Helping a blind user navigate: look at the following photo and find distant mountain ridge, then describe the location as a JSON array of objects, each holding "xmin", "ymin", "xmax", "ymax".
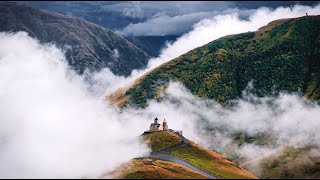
[
  {"xmin": 0, "ymin": 1, "xmax": 150, "ymax": 76},
  {"xmin": 16, "ymin": 1, "xmax": 319, "ymax": 59},
  {"xmin": 107, "ymin": 15, "xmax": 320, "ymax": 107}
]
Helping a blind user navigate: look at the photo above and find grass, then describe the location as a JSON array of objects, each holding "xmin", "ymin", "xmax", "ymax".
[
  {"xmin": 107, "ymin": 158, "xmax": 207, "ymax": 179},
  {"xmin": 142, "ymin": 131, "xmax": 182, "ymax": 152},
  {"xmin": 241, "ymin": 145, "xmax": 320, "ymax": 179},
  {"xmin": 106, "ymin": 131, "xmax": 257, "ymax": 179},
  {"xmin": 107, "ymin": 15, "xmax": 320, "ymax": 108},
  {"xmin": 170, "ymin": 141, "xmax": 257, "ymax": 179}
]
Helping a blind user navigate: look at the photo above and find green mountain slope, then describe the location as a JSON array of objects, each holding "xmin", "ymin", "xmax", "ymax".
[{"xmin": 108, "ymin": 15, "xmax": 320, "ymax": 108}]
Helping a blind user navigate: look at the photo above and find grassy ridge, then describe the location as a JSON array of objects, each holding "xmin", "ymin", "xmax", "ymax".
[
  {"xmin": 171, "ymin": 141, "xmax": 258, "ymax": 179},
  {"xmin": 112, "ymin": 16, "xmax": 320, "ymax": 108},
  {"xmin": 107, "ymin": 131, "xmax": 257, "ymax": 179},
  {"xmin": 142, "ymin": 131, "xmax": 182, "ymax": 151},
  {"xmin": 106, "ymin": 158, "xmax": 207, "ymax": 179}
]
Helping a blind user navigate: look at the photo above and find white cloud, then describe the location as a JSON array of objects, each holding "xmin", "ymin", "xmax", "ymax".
[
  {"xmin": 119, "ymin": 7, "xmax": 257, "ymax": 37},
  {"xmin": 0, "ymin": 32, "xmax": 150, "ymax": 178},
  {"xmin": 1, "ymin": 3, "xmax": 320, "ymax": 178},
  {"xmin": 119, "ymin": 3, "xmax": 319, "ymax": 37},
  {"xmin": 104, "ymin": 1, "xmax": 234, "ymax": 20},
  {"xmin": 122, "ymin": 1, "xmax": 144, "ymax": 19},
  {"xmin": 120, "ymin": 11, "xmax": 220, "ymax": 36},
  {"xmin": 112, "ymin": 48, "xmax": 119, "ymax": 59},
  {"xmin": 140, "ymin": 82, "xmax": 320, "ymax": 170}
]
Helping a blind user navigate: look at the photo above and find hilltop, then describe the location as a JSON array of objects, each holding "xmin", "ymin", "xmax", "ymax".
[
  {"xmin": 104, "ymin": 130, "xmax": 257, "ymax": 179},
  {"xmin": 107, "ymin": 15, "xmax": 320, "ymax": 107}
]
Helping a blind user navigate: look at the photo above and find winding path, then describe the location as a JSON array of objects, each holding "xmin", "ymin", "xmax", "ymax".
[{"xmin": 144, "ymin": 130, "xmax": 218, "ymax": 179}]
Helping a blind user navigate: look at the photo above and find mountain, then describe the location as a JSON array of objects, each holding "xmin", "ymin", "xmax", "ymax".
[
  {"xmin": 104, "ymin": 130, "xmax": 257, "ymax": 179},
  {"xmin": 0, "ymin": 2, "xmax": 150, "ymax": 76},
  {"xmin": 125, "ymin": 35, "xmax": 179, "ymax": 57},
  {"xmin": 16, "ymin": 1, "xmax": 146, "ymax": 31},
  {"xmin": 18, "ymin": 2, "xmax": 319, "ymax": 60},
  {"xmin": 107, "ymin": 15, "xmax": 320, "ymax": 108},
  {"xmin": 18, "ymin": 1, "xmax": 319, "ymax": 33}
]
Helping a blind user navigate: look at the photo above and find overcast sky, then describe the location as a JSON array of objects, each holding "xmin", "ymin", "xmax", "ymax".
[{"xmin": 20, "ymin": 1, "xmax": 320, "ymax": 36}]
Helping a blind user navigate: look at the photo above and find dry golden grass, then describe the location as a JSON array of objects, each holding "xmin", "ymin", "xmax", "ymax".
[
  {"xmin": 155, "ymin": 85, "xmax": 169, "ymax": 100},
  {"xmin": 143, "ymin": 131, "xmax": 182, "ymax": 152},
  {"xmin": 106, "ymin": 67, "xmax": 159, "ymax": 107},
  {"xmin": 246, "ymin": 17, "xmax": 295, "ymax": 51},
  {"xmin": 171, "ymin": 140, "xmax": 258, "ymax": 179},
  {"xmin": 106, "ymin": 86, "xmax": 131, "ymax": 107},
  {"xmin": 257, "ymin": 18, "xmax": 294, "ymax": 32},
  {"xmin": 104, "ymin": 158, "xmax": 207, "ymax": 179},
  {"xmin": 105, "ymin": 131, "xmax": 258, "ymax": 179}
]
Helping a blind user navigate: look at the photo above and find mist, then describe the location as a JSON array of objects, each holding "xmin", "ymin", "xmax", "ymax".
[
  {"xmin": 136, "ymin": 81, "xmax": 320, "ymax": 148},
  {"xmin": 136, "ymin": 82, "xmax": 320, "ymax": 176},
  {"xmin": 119, "ymin": 4, "xmax": 320, "ymax": 177},
  {"xmin": 0, "ymin": 32, "xmax": 213, "ymax": 178},
  {"xmin": 0, "ymin": 32, "xmax": 151, "ymax": 178},
  {"xmin": 1, "ymin": 3, "xmax": 320, "ymax": 179}
]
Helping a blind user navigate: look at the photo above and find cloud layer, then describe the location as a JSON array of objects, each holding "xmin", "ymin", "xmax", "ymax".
[
  {"xmin": 119, "ymin": 2, "xmax": 319, "ymax": 36},
  {"xmin": 0, "ymin": 32, "xmax": 150, "ymax": 178},
  {"xmin": 0, "ymin": 32, "xmax": 215, "ymax": 178},
  {"xmin": 139, "ymin": 82, "xmax": 320, "ymax": 175},
  {"xmin": 1, "ymin": 3, "xmax": 320, "ymax": 179},
  {"xmin": 21, "ymin": 1, "xmax": 317, "ymax": 36}
]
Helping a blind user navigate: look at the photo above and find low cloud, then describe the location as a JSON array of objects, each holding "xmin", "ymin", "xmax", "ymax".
[
  {"xmin": 1, "ymin": 3, "xmax": 320, "ymax": 179},
  {"xmin": 20, "ymin": 1, "xmax": 317, "ymax": 34},
  {"xmin": 106, "ymin": 1, "xmax": 234, "ymax": 20},
  {"xmin": 119, "ymin": 3, "xmax": 319, "ymax": 37},
  {"xmin": 0, "ymin": 31, "xmax": 215, "ymax": 178},
  {"xmin": 0, "ymin": 32, "xmax": 150, "ymax": 178},
  {"xmin": 122, "ymin": 1, "xmax": 145, "ymax": 19},
  {"xmin": 138, "ymin": 82, "xmax": 320, "ymax": 176},
  {"xmin": 119, "ymin": 8, "xmax": 257, "ymax": 36},
  {"xmin": 120, "ymin": 11, "xmax": 221, "ymax": 36}
]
